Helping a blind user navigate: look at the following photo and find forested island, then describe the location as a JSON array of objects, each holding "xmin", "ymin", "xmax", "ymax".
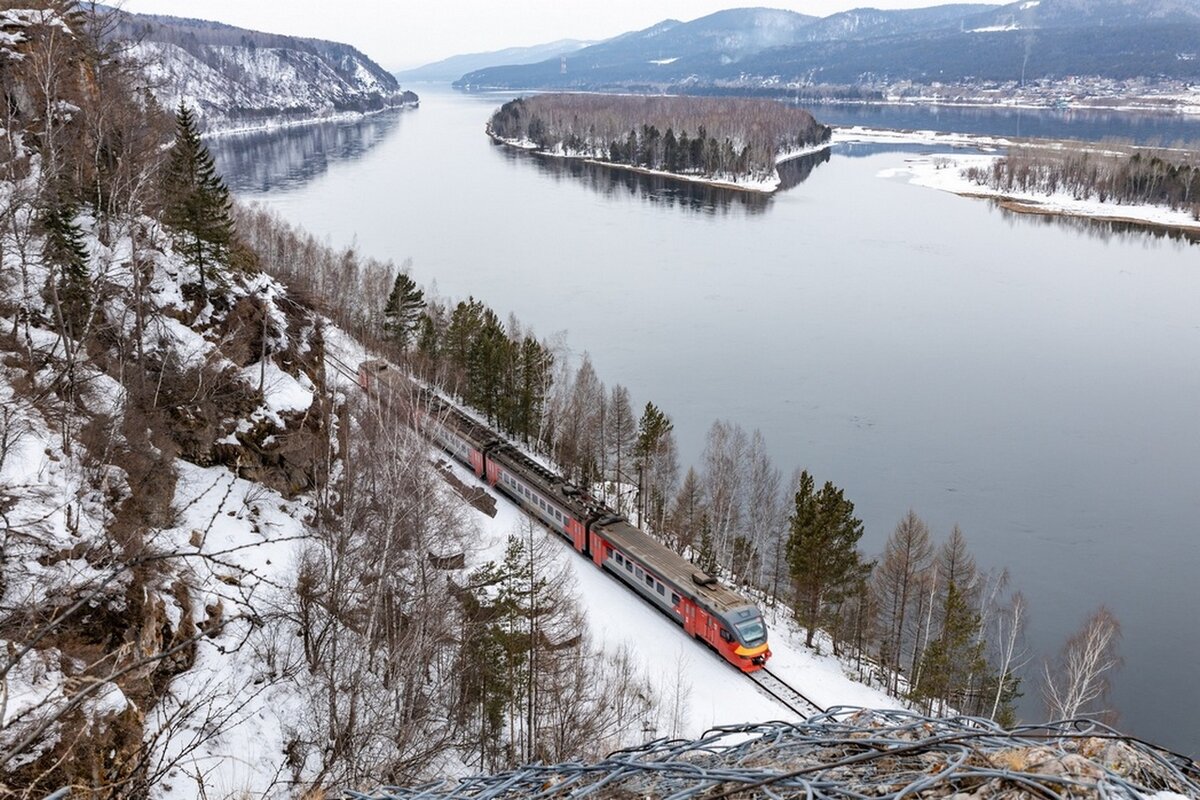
[
  {"xmin": 964, "ymin": 144, "xmax": 1200, "ymax": 223},
  {"xmin": 487, "ymin": 94, "xmax": 832, "ymax": 191}
]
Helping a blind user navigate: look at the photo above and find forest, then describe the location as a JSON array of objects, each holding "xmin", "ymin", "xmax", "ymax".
[
  {"xmin": 487, "ymin": 94, "xmax": 831, "ymax": 185},
  {"xmin": 964, "ymin": 143, "xmax": 1200, "ymax": 221}
]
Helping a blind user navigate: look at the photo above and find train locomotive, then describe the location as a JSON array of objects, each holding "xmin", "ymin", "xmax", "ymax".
[{"xmin": 359, "ymin": 360, "xmax": 772, "ymax": 672}]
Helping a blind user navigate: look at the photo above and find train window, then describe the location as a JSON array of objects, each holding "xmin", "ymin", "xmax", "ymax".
[
  {"xmin": 657, "ymin": 582, "xmax": 665, "ymax": 596},
  {"xmin": 671, "ymin": 593, "xmax": 680, "ymax": 605},
  {"xmin": 615, "ymin": 553, "xmax": 623, "ymax": 565},
  {"xmin": 625, "ymin": 561, "xmax": 633, "ymax": 573},
  {"xmin": 645, "ymin": 574, "xmax": 654, "ymax": 588},
  {"xmin": 719, "ymin": 628, "xmax": 733, "ymax": 642}
]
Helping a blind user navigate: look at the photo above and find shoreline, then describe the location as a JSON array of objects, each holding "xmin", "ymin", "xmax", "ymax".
[
  {"xmin": 806, "ymin": 95, "xmax": 1200, "ymax": 117},
  {"xmin": 486, "ymin": 127, "xmax": 832, "ymax": 194},
  {"xmin": 203, "ymin": 100, "xmax": 419, "ymax": 140},
  {"xmin": 879, "ymin": 152, "xmax": 1200, "ymax": 237},
  {"xmin": 455, "ymin": 86, "xmax": 1200, "ymax": 118}
]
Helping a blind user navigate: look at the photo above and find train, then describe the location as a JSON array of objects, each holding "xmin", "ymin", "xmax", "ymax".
[{"xmin": 358, "ymin": 360, "xmax": 772, "ymax": 672}]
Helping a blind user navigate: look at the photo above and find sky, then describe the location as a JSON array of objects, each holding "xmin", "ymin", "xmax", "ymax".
[{"xmin": 117, "ymin": 0, "xmax": 981, "ymax": 71}]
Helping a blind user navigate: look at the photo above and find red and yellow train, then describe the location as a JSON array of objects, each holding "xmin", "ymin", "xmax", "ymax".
[{"xmin": 359, "ymin": 360, "xmax": 771, "ymax": 672}]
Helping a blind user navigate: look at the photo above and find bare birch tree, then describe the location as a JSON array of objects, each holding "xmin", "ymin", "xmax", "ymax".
[{"xmin": 1043, "ymin": 606, "xmax": 1122, "ymax": 722}]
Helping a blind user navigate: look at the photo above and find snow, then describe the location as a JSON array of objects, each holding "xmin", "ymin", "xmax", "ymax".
[
  {"xmin": 147, "ymin": 462, "xmax": 312, "ymax": 800},
  {"xmin": 241, "ymin": 359, "xmax": 314, "ymax": 415},
  {"xmin": 969, "ymin": 23, "xmax": 1021, "ymax": 32},
  {"xmin": 1020, "ymin": 0, "xmax": 1040, "ymax": 8},
  {"xmin": 649, "ymin": 57, "xmax": 680, "ymax": 65},
  {"xmin": 128, "ymin": 39, "xmax": 407, "ymax": 134},
  {"xmin": 880, "ymin": 153, "xmax": 1200, "ymax": 234},
  {"xmin": 454, "ymin": 458, "xmax": 900, "ymax": 735}
]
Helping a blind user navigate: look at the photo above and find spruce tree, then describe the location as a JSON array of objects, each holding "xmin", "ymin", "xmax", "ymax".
[
  {"xmin": 786, "ymin": 470, "xmax": 870, "ymax": 648},
  {"xmin": 913, "ymin": 581, "xmax": 987, "ymax": 715},
  {"xmin": 162, "ymin": 103, "xmax": 234, "ymax": 296},
  {"xmin": 382, "ymin": 271, "xmax": 425, "ymax": 351},
  {"xmin": 41, "ymin": 201, "xmax": 92, "ymax": 341}
]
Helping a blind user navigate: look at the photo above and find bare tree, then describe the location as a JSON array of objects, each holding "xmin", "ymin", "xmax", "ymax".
[
  {"xmin": 1043, "ymin": 606, "xmax": 1122, "ymax": 722},
  {"xmin": 871, "ymin": 510, "xmax": 933, "ymax": 696},
  {"xmin": 989, "ymin": 590, "xmax": 1029, "ymax": 724},
  {"xmin": 701, "ymin": 419, "xmax": 748, "ymax": 570}
]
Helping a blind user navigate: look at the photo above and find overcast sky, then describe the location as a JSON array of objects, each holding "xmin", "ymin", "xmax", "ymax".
[{"xmin": 118, "ymin": 0, "xmax": 980, "ymax": 71}]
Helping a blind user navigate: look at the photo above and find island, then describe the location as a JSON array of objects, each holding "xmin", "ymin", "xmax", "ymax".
[
  {"xmin": 861, "ymin": 131, "xmax": 1200, "ymax": 238},
  {"xmin": 487, "ymin": 94, "xmax": 832, "ymax": 192}
]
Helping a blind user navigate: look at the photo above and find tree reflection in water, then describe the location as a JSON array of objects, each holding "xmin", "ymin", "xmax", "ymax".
[
  {"xmin": 209, "ymin": 111, "xmax": 407, "ymax": 194},
  {"xmin": 497, "ymin": 143, "xmax": 832, "ymax": 215}
]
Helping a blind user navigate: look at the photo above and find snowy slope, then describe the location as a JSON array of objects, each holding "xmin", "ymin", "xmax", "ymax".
[
  {"xmin": 114, "ymin": 10, "xmax": 416, "ymax": 131},
  {"xmin": 463, "ymin": 466, "xmax": 901, "ymax": 736}
]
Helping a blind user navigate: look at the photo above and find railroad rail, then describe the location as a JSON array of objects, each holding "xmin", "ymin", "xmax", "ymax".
[
  {"xmin": 329, "ymin": 349, "xmax": 826, "ymax": 719},
  {"xmin": 748, "ymin": 667, "xmax": 824, "ymax": 718}
]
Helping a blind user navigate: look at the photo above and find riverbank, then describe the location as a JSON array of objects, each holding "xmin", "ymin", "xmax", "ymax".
[
  {"xmin": 203, "ymin": 98, "xmax": 419, "ymax": 140},
  {"xmin": 879, "ymin": 151, "xmax": 1200, "ymax": 236},
  {"xmin": 809, "ymin": 93, "xmax": 1200, "ymax": 118},
  {"xmin": 487, "ymin": 127, "xmax": 831, "ymax": 193}
]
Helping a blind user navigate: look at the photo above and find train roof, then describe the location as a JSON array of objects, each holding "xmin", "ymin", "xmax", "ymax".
[
  {"xmin": 597, "ymin": 517, "xmax": 752, "ymax": 615},
  {"xmin": 363, "ymin": 359, "xmax": 759, "ymax": 622}
]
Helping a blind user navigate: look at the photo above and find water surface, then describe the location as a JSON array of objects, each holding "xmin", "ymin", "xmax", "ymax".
[{"xmin": 213, "ymin": 90, "xmax": 1200, "ymax": 755}]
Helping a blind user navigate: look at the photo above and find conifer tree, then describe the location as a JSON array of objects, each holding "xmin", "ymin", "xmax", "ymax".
[
  {"xmin": 635, "ymin": 401, "xmax": 674, "ymax": 525},
  {"xmin": 913, "ymin": 581, "xmax": 987, "ymax": 715},
  {"xmin": 40, "ymin": 201, "xmax": 92, "ymax": 341},
  {"xmin": 382, "ymin": 271, "xmax": 425, "ymax": 351},
  {"xmin": 161, "ymin": 103, "xmax": 234, "ymax": 296},
  {"xmin": 786, "ymin": 470, "xmax": 870, "ymax": 648}
]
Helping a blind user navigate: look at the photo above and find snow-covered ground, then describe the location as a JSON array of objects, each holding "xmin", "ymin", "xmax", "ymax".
[
  {"xmin": 447, "ymin": 457, "xmax": 899, "ymax": 737},
  {"xmin": 878, "ymin": 153, "xmax": 1200, "ymax": 234},
  {"xmin": 321, "ymin": 335, "xmax": 899, "ymax": 732}
]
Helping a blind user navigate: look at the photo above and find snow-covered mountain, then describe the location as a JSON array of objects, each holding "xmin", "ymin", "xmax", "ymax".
[
  {"xmin": 112, "ymin": 10, "xmax": 417, "ymax": 131},
  {"xmin": 455, "ymin": 0, "xmax": 1200, "ymax": 90}
]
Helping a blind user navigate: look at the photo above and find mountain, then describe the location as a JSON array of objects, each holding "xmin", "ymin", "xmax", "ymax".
[
  {"xmin": 457, "ymin": 8, "xmax": 818, "ymax": 90},
  {"xmin": 454, "ymin": 1, "xmax": 1200, "ymax": 91},
  {"xmin": 795, "ymin": 5, "xmax": 998, "ymax": 41},
  {"xmin": 112, "ymin": 9, "xmax": 417, "ymax": 130},
  {"xmin": 960, "ymin": 0, "xmax": 1200, "ymax": 30},
  {"xmin": 395, "ymin": 39, "xmax": 594, "ymax": 82}
]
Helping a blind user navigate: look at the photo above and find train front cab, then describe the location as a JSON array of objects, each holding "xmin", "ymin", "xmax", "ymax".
[{"xmin": 683, "ymin": 602, "xmax": 770, "ymax": 672}]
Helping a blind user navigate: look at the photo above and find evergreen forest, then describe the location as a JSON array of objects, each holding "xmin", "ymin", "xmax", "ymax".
[{"xmin": 488, "ymin": 94, "xmax": 832, "ymax": 184}]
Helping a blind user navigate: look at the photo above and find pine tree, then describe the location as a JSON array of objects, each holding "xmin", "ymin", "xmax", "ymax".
[
  {"xmin": 162, "ymin": 103, "xmax": 234, "ymax": 296},
  {"xmin": 382, "ymin": 271, "xmax": 425, "ymax": 351},
  {"xmin": 913, "ymin": 581, "xmax": 987, "ymax": 715},
  {"xmin": 635, "ymin": 401, "xmax": 674, "ymax": 525},
  {"xmin": 785, "ymin": 470, "xmax": 869, "ymax": 648},
  {"xmin": 40, "ymin": 201, "xmax": 92, "ymax": 341}
]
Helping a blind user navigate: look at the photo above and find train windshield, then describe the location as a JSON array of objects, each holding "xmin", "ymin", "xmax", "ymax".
[{"xmin": 735, "ymin": 616, "xmax": 767, "ymax": 645}]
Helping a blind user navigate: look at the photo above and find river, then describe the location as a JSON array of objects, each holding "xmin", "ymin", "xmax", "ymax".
[{"xmin": 211, "ymin": 88, "xmax": 1200, "ymax": 755}]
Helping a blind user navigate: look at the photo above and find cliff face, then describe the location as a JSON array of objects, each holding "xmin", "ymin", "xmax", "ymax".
[{"xmin": 115, "ymin": 11, "xmax": 416, "ymax": 130}]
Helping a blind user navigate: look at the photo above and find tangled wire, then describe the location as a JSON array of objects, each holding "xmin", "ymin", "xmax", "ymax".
[{"xmin": 348, "ymin": 708, "xmax": 1200, "ymax": 799}]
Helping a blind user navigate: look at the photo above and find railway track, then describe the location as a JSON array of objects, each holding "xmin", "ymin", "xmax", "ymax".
[
  {"xmin": 748, "ymin": 667, "xmax": 824, "ymax": 718},
  {"xmin": 334, "ymin": 351, "xmax": 829, "ymax": 722}
]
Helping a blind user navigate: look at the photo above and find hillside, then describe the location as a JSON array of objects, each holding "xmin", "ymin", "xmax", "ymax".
[
  {"xmin": 453, "ymin": 0, "xmax": 1200, "ymax": 92},
  {"xmin": 111, "ymin": 8, "xmax": 418, "ymax": 130}
]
